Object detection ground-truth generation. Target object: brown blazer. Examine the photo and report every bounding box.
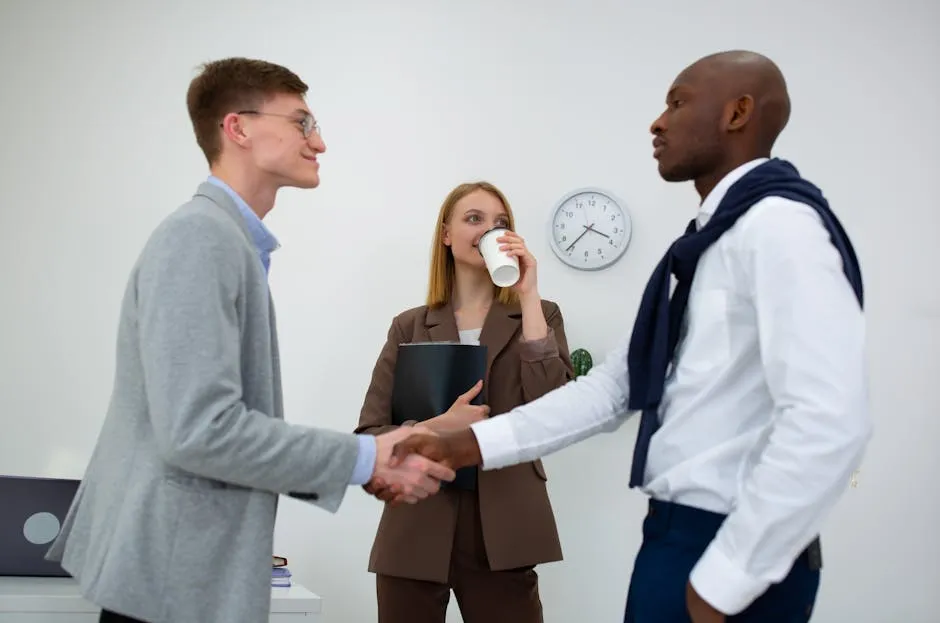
[354,298,574,583]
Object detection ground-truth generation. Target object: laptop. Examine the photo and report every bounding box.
[0,475,80,577]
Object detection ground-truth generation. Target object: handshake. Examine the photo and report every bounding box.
[363,380,490,505]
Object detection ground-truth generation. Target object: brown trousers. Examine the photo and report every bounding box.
[375,488,543,623]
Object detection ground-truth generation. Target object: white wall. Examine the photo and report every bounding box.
[1,0,938,621]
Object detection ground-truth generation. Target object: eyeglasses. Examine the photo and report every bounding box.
[231,110,321,138]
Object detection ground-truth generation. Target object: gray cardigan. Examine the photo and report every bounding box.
[46,182,360,623]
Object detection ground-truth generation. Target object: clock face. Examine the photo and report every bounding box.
[548,188,632,271]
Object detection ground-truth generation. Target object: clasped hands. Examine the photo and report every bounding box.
[364,380,489,504]
[362,383,727,621]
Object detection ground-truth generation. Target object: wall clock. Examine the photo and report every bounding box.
[547,187,632,271]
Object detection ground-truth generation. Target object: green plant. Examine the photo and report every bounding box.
[570,348,593,377]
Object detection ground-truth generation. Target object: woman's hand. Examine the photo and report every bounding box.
[438,380,489,429]
[498,230,551,341]
[416,380,489,435]
[497,231,538,299]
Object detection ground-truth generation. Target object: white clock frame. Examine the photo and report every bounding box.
[547,187,632,271]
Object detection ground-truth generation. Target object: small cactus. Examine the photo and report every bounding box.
[570,348,593,377]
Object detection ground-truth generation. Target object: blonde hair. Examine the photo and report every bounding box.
[426,181,520,309]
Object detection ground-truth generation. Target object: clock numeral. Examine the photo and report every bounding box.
[567,211,574,218]
[562,235,567,242]
[613,227,619,234]
[610,214,616,221]
[609,239,615,246]
[584,251,589,258]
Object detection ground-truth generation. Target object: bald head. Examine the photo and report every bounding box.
[650,50,791,191]
[682,50,791,151]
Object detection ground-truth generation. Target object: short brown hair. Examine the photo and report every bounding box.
[426,182,520,309]
[186,57,308,164]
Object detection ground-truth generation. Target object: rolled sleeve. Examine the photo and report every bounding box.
[518,327,560,361]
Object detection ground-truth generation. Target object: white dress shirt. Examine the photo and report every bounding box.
[469,158,872,615]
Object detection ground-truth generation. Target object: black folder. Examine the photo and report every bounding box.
[391,342,487,490]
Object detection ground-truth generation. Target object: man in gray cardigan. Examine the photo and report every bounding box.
[45,58,479,623]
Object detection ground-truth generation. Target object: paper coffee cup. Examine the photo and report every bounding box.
[477,227,520,287]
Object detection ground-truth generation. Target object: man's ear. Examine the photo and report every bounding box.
[220,112,251,147]
[725,94,755,132]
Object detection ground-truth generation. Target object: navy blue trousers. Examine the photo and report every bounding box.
[624,499,820,622]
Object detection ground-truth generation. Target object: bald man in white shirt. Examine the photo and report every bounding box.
[384,50,872,623]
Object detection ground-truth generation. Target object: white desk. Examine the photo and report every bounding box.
[0,577,322,622]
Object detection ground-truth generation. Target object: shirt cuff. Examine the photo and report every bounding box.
[689,540,770,615]
[469,416,521,470]
[348,434,377,486]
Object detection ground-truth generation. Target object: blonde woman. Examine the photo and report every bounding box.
[355,181,574,623]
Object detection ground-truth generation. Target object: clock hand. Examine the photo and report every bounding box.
[584,224,610,239]
[566,223,594,251]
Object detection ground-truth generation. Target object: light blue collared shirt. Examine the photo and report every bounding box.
[207,176,279,273]
[206,176,376,486]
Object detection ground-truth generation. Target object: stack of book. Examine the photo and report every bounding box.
[272,555,292,588]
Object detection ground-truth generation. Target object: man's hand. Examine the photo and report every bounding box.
[686,581,725,623]
[390,428,483,472]
[362,382,489,504]
[365,427,455,504]
[364,428,484,506]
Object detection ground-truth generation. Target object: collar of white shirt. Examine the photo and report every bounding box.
[696,158,769,229]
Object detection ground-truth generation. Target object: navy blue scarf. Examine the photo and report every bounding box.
[626,158,863,487]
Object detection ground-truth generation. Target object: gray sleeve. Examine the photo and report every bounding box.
[135,213,359,512]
